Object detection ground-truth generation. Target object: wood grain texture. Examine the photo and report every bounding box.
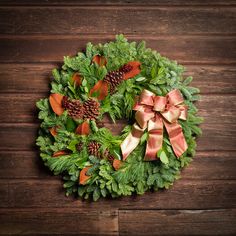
[0,208,118,235]
[119,209,236,235]
[1,151,236,180]
[0,0,235,235]
[1,0,236,6]
[0,36,235,64]
[0,7,236,35]
[0,151,53,179]
[1,64,236,94]
[0,179,235,209]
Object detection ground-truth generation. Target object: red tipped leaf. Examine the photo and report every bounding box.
[75,121,90,135]
[72,73,82,86]
[52,150,69,158]
[49,93,64,115]
[123,61,141,80]
[89,80,108,100]
[92,55,107,67]
[113,159,123,170]
[79,166,92,185]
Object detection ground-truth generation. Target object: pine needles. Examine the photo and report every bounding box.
[36,34,202,201]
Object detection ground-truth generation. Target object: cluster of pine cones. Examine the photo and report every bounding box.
[61,63,133,118]
[76,141,115,161]
[62,64,134,160]
[76,140,114,162]
[88,141,114,161]
[104,63,133,94]
[62,97,100,120]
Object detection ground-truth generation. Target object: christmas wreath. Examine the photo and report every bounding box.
[36,35,202,201]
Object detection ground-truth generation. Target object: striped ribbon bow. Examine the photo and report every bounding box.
[121,89,188,161]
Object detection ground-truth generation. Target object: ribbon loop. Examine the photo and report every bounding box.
[167,89,184,106]
[153,96,167,112]
[121,123,145,160]
[120,89,188,161]
[139,89,154,106]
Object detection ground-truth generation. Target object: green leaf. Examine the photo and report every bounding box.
[90,120,99,133]
[151,64,157,78]
[84,87,89,93]
[66,117,77,132]
[93,187,101,201]
[183,76,193,86]
[67,140,79,152]
[136,76,146,82]
[159,150,169,165]
[101,188,107,197]
[63,181,75,188]
[52,68,61,83]
[78,186,86,197]
[140,132,148,144]
[82,79,87,86]
[110,147,122,160]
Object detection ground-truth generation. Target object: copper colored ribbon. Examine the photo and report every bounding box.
[121,89,188,161]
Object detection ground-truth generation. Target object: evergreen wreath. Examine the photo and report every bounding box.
[36,35,202,201]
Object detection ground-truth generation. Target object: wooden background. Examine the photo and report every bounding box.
[0,0,236,235]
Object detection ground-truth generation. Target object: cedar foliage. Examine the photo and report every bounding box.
[36,35,202,201]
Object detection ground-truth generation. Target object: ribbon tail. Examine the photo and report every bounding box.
[144,115,163,161]
[121,123,145,160]
[163,120,188,157]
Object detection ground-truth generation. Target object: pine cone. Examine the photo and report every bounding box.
[119,63,133,73]
[88,141,101,157]
[103,149,115,162]
[76,142,83,152]
[62,96,84,119]
[83,98,100,120]
[104,70,124,94]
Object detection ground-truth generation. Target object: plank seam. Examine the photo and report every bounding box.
[0,206,235,211]
[1,33,236,37]
[0,207,234,211]
[1,5,236,8]
[1,34,236,39]
[118,208,236,211]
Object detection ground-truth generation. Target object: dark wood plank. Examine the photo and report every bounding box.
[0,151,53,179]
[182,151,236,180]
[185,65,236,94]
[0,94,234,123]
[0,208,118,235]
[1,151,235,180]
[0,36,235,64]
[0,179,235,209]
[1,64,236,94]
[0,122,235,151]
[0,182,9,206]
[119,209,236,235]
[0,63,53,93]
[1,0,236,6]
[0,7,236,35]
